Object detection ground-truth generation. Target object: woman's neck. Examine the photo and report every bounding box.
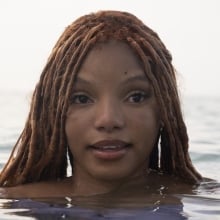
[70,169,149,196]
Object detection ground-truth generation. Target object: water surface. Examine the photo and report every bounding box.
[0,91,219,219]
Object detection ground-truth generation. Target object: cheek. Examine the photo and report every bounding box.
[65,108,89,136]
[130,108,160,143]
[65,110,93,152]
[131,106,159,127]
[65,115,83,148]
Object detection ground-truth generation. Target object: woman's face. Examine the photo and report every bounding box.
[65,40,160,183]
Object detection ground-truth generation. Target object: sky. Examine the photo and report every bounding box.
[0,0,220,97]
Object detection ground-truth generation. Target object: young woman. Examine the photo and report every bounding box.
[0,10,202,199]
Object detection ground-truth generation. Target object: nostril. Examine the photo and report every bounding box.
[95,115,125,132]
[94,101,125,131]
[97,125,121,132]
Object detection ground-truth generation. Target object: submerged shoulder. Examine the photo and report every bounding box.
[147,170,196,194]
[0,177,72,199]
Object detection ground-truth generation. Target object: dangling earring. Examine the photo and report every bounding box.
[158,122,164,169]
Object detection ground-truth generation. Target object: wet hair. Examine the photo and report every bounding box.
[0,10,202,186]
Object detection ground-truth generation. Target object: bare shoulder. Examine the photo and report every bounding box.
[0,177,73,199]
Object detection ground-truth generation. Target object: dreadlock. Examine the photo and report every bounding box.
[0,10,202,186]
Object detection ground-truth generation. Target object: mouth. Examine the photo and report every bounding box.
[88,140,132,160]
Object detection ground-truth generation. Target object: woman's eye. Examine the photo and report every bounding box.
[72,94,92,104]
[127,91,147,103]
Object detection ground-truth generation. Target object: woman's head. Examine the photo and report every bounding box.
[65,40,161,182]
[0,10,201,186]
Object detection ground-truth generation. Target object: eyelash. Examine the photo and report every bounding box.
[126,90,149,103]
[71,92,93,104]
[70,90,150,105]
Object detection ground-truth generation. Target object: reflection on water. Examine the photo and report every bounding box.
[0,193,220,219]
[0,179,220,219]
[182,195,220,219]
[0,199,186,220]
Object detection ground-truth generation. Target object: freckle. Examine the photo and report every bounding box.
[124,71,127,75]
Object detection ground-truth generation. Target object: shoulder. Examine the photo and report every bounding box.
[0,177,73,199]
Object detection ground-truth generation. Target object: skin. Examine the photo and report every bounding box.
[0,40,193,200]
[65,40,160,194]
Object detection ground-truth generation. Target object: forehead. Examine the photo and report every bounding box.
[77,40,146,81]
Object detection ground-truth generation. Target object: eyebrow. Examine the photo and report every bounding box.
[75,74,150,86]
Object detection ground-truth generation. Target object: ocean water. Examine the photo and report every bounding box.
[0,90,219,219]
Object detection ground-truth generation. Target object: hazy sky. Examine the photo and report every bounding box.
[0,0,219,97]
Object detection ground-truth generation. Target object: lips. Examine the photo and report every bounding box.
[91,140,130,150]
[89,140,131,160]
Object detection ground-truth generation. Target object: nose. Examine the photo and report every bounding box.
[94,98,125,132]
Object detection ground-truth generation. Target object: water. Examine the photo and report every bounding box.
[0,90,219,219]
